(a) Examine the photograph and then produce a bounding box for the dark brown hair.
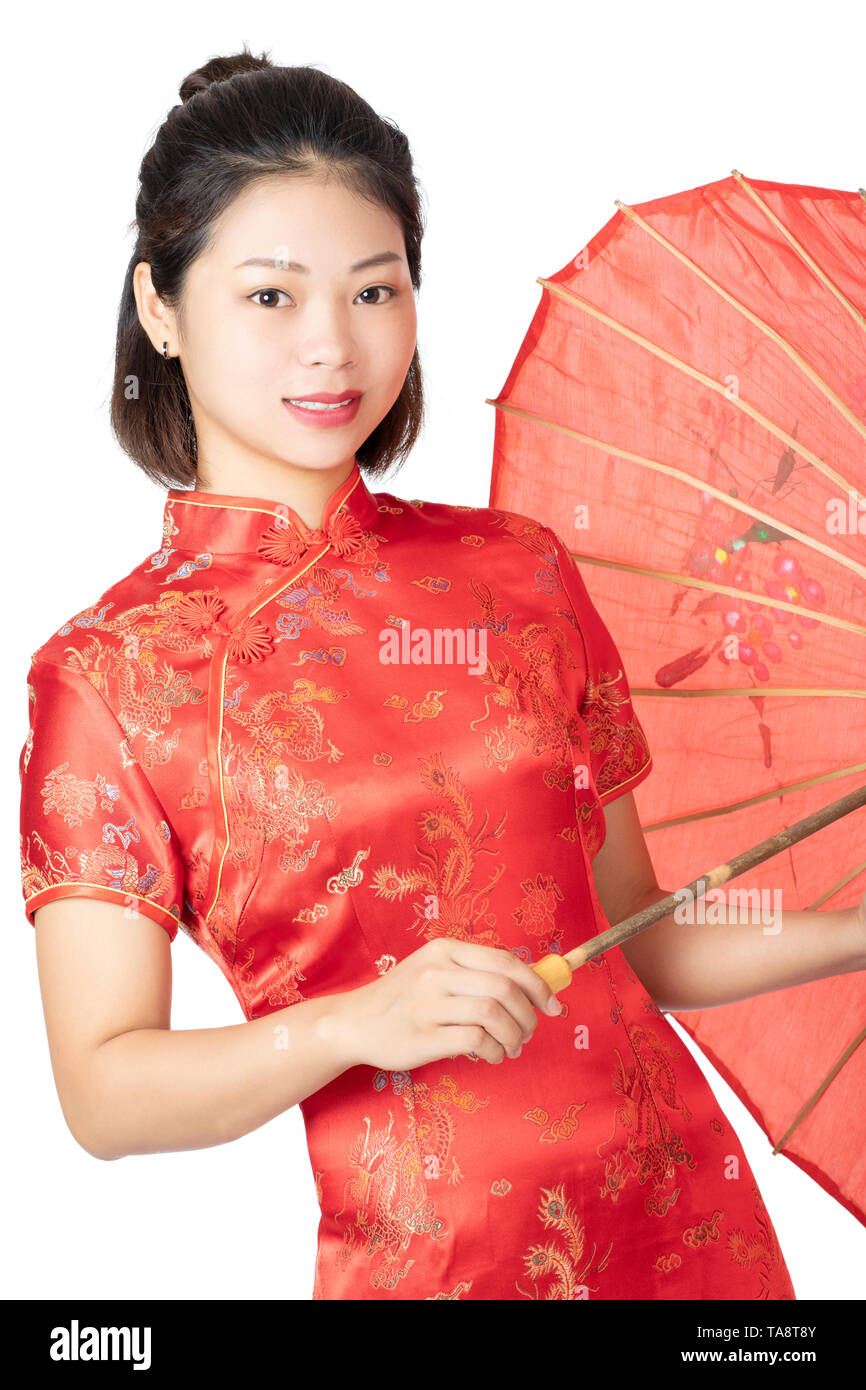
[110,46,426,489]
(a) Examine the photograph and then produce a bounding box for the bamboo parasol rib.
[484,397,866,586]
[534,278,865,506]
[614,172,866,441]
[731,171,866,333]
[561,548,866,638]
[770,1025,866,1152]
[639,761,866,830]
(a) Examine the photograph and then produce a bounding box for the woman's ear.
[132,260,178,357]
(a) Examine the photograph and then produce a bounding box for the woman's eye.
[249,288,291,308]
[355,285,397,305]
[249,286,397,309]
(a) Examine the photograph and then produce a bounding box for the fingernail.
[546,996,561,1015]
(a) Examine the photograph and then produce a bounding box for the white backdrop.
[3,0,864,1301]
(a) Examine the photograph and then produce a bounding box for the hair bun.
[179,48,273,104]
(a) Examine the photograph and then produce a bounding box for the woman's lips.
[282,396,362,428]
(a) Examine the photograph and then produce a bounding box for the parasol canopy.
[486,171,866,1227]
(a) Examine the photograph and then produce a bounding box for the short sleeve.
[19,658,184,939]
[546,526,653,807]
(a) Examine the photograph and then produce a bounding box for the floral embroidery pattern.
[597,1025,696,1216]
[582,667,652,802]
[727,1186,791,1300]
[515,1183,614,1299]
[370,752,508,948]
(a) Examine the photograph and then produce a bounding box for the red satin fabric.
[19,461,795,1299]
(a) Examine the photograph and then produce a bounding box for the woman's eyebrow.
[234,251,404,273]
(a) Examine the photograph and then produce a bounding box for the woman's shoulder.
[374,486,556,557]
[26,546,175,678]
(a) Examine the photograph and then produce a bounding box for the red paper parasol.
[486,171,866,1227]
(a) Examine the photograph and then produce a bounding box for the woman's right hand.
[336,935,565,1071]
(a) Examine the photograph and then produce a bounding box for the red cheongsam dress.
[19,460,796,1300]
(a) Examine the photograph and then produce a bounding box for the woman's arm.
[590,792,866,1013]
[34,897,561,1162]
[34,897,361,1161]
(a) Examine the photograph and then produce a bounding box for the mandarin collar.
[161,460,381,559]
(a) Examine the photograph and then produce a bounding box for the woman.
[19,48,866,1301]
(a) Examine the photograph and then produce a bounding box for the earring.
[162,342,169,358]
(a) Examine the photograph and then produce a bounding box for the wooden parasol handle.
[532,782,866,994]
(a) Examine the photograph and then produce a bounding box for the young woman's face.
[150,173,417,491]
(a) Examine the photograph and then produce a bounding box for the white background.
[3,0,864,1301]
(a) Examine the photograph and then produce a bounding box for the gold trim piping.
[169,468,365,545]
[204,542,334,924]
[598,753,653,804]
[171,496,297,518]
[204,476,363,922]
[208,647,230,923]
[169,493,311,545]
[25,883,179,931]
